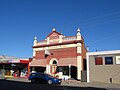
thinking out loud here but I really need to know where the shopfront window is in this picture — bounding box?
[57,66,69,75]
[105,57,113,65]
[95,57,103,65]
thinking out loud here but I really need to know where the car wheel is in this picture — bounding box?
[31,79,35,83]
[48,80,52,84]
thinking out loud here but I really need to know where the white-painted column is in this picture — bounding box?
[46,65,48,74]
[46,64,50,74]
[59,35,63,43]
[77,56,82,80]
[69,64,71,78]
[77,43,82,80]
[87,53,90,82]
[33,49,36,60]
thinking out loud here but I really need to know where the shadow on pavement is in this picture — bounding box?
[0,79,106,90]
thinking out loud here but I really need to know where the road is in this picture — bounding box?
[0,79,106,90]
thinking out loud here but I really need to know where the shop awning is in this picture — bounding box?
[58,58,77,66]
[0,60,29,64]
[8,60,29,64]
[30,59,46,67]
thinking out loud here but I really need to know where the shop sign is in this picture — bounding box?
[8,60,20,63]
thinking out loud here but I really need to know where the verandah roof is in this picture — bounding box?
[30,58,77,67]
[30,59,46,67]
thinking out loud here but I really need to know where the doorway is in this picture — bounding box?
[49,59,58,77]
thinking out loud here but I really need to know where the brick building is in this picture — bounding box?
[30,28,87,80]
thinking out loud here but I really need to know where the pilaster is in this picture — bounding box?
[47,37,50,44]
[77,42,82,80]
[59,35,63,43]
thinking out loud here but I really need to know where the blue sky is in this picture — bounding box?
[0,0,120,57]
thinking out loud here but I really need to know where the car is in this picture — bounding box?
[28,72,62,84]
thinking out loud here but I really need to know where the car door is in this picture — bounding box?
[39,73,48,83]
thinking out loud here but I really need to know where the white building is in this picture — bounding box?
[87,50,120,84]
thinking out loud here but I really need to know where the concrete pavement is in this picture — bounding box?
[62,80,120,90]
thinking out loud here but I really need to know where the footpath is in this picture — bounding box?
[4,77,120,90]
[62,80,120,88]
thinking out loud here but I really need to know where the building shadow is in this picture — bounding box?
[0,79,106,90]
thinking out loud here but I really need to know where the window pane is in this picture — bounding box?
[57,66,69,75]
[105,57,113,65]
[95,57,103,65]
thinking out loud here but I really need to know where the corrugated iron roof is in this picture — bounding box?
[30,59,46,67]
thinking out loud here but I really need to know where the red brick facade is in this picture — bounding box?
[35,47,77,59]
[30,28,87,80]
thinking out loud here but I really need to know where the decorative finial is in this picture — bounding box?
[77,28,80,32]
[52,28,56,31]
[34,36,37,45]
[34,36,37,40]
[77,28,81,36]
[34,36,37,42]
[86,46,89,51]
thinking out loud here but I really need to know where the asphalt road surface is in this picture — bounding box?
[0,79,106,90]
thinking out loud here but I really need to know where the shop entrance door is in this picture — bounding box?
[50,60,58,77]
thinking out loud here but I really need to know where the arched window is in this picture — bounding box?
[53,60,57,65]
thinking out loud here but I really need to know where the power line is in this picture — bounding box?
[87,33,120,45]
[80,11,120,26]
